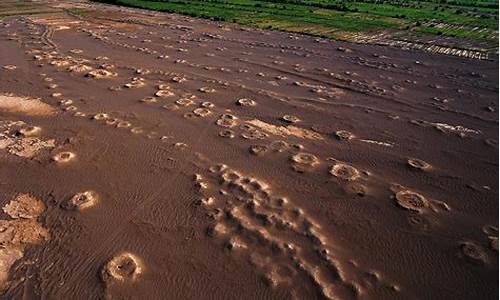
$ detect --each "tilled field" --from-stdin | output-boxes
[0,1,498,299]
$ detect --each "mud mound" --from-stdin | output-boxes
[249,145,268,155]
[216,114,238,128]
[199,163,391,298]
[395,190,429,213]
[193,108,211,117]
[407,158,431,170]
[176,98,194,106]
[155,90,174,97]
[236,98,256,107]
[124,78,146,89]
[247,119,323,140]
[199,87,215,93]
[291,153,320,166]
[64,191,98,211]
[329,163,360,181]
[102,252,143,283]
[460,242,488,263]
[86,69,117,79]
[2,65,17,71]
[335,130,354,141]
[282,115,300,123]
[52,151,76,163]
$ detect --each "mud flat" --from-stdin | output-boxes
[0,0,497,299]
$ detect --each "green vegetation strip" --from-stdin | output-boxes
[92,0,498,41]
[0,10,59,20]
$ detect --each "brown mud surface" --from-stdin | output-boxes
[0,1,498,299]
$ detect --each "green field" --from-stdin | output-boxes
[91,0,498,42]
[0,1,59,20]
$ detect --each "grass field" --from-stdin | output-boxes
[0,1,59,20]
[91,0,498,42]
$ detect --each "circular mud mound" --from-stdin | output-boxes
[282,115,300,123]
[155,90,174,97]
[291,153,319,166]
[460,242,487,263]
[201,102,214,108]
[102,252,143,283]
[176,98,194,107]
[93,113,109,120]
[216,114,238,128]
[193,108,211,117]
[249,145,268,156]
[236,98,256,107]
[65,191,98,211]
[407,158,431,170]
[52,151,76,163]
[395,190,429,213]
[335,130,354,141]
[329,163,360,181]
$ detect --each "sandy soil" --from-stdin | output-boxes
[0,1,498,299]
